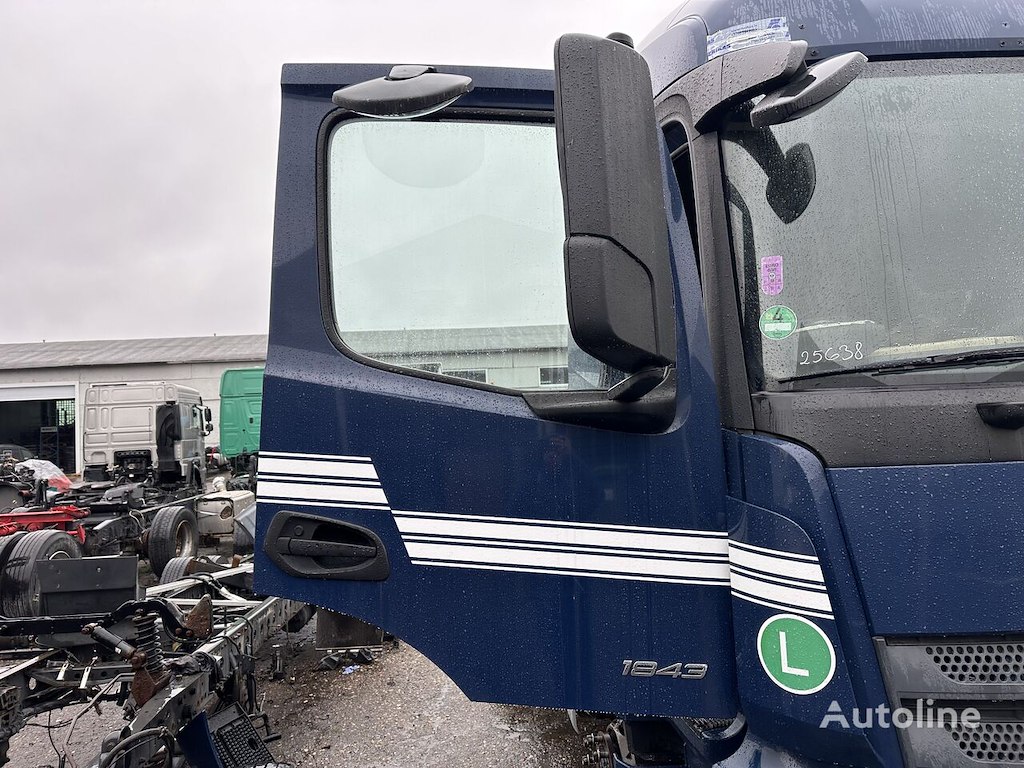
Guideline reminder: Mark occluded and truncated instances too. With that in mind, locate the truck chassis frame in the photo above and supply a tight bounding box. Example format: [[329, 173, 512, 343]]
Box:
[[0, 559, 306, 768]]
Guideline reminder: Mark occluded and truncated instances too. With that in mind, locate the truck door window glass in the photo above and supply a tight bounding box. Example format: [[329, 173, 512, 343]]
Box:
[[325, 118, 615, 392], [721, 58, 1024, 386], [663, 121, 700, 260], [441, 368, 487, 383], [539, 365, 569, 386]]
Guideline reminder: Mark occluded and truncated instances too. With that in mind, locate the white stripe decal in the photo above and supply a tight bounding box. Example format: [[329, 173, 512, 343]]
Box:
[[258, 473, 383, 487], [258, 498, 389, 511], [729, 572, 833, 614], [727, 541, 834, 620], [260, 451, 373, 463], [404, 541, 730, 583], [404, 534, 727, 561], [255, 453, 834, 608], [394, 509, 727, 539], [728, 544, 825, 584], [258, 456, 379, 481], [729, 539, 819, 562], [729, 564, 828, 592], [259, 480, 388, 506], [394, 514, 728, 557], [730, 590, 835, 621], [411, 559, 729, 586]]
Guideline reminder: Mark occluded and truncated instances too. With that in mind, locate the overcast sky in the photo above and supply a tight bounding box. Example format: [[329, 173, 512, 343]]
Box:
[[0, 1, 674, 344]]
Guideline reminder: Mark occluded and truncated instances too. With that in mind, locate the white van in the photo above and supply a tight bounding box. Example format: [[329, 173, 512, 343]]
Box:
[[82, 382, 211, 487]]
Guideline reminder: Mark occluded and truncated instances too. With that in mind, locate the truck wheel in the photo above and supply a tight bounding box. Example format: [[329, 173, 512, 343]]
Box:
[[0, 531, 27, 575], [158, 556, 204, 598], [232, 517, 255, 556], [148, 506, 198, 578], [1, 530, 83, 617]]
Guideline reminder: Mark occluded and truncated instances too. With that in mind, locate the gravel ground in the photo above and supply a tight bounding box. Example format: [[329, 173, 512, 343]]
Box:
[[9, 615, 592, 768], [260, 618, 590, 768]]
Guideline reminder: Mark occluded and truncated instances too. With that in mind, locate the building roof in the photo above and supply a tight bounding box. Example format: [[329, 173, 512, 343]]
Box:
[[0, 335, 268, 371]]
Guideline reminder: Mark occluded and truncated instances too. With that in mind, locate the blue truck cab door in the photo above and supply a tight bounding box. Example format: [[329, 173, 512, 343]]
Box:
[[256, 38, 738, 719]]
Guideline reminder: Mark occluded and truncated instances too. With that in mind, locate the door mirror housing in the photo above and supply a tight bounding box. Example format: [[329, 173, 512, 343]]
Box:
[[554, 33, 676, 375], [751, 52, 868, 128], [333, 65, 474, 119]]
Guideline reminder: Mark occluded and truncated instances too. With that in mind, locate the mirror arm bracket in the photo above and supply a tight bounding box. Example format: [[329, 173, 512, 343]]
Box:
[[607, 366, 670, 403], [523, 370, 677, 434]]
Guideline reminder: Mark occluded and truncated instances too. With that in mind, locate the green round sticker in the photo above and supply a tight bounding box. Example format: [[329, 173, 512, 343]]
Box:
[[759, 305, 798, 340], [757, 614, 836, 695]]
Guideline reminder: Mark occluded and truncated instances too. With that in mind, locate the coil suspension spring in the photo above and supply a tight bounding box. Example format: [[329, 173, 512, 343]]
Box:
[[133, 612, 164, 674]]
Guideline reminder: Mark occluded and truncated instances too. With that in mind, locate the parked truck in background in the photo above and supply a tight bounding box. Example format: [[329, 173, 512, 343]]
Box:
[[83, 381, 211, 489], [256, 1, 1024, 766], [218, 367, 263, 473]]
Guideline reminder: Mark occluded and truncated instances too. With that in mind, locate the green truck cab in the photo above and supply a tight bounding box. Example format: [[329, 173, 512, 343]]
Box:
[[218, 368, 263, 471]]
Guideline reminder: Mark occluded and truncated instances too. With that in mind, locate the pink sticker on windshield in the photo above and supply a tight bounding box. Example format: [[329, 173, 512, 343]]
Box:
[[760, 255, 784, 296]]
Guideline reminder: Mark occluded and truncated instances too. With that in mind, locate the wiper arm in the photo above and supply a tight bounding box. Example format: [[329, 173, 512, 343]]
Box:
[[776, 368, 890, 387], [778, 347, 1024, 385], [923, 346, 1024, 367]]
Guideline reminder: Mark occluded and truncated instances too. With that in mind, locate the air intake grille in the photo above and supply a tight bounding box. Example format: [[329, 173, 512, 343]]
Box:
[[949, 722, 1024, 764], [928, 644, 1024, 684]]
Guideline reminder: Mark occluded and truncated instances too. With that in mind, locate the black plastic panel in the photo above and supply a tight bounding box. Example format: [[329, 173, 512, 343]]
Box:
[[555, 33, 676, 371], [877, 636, 1024, 768], [753, 382, 1024, 467]]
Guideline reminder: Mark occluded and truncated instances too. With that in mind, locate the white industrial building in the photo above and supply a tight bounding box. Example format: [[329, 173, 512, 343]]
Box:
[[0, 335, 267, 474]]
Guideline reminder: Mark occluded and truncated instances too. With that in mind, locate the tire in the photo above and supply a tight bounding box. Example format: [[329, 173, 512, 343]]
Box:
[[158, 555, 204, 598], [148, 505, 198, 578], [232, 517, 255, 556], [1, 530, 83, 617], [0, 531, 27, 574]]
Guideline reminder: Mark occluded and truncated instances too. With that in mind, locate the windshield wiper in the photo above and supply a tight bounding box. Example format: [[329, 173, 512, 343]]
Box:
[[778, 346, 1024, 385], [922, 346, 1024, 367]]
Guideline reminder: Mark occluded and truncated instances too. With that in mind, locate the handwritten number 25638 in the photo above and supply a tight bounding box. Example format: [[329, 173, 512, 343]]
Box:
[[799, 343, 864, 366]]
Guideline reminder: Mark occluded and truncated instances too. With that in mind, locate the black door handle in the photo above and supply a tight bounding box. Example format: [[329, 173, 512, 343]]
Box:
[[264, 511, 390, 581], [977, 402, 1024, 430], [276, 537, 377, 560]]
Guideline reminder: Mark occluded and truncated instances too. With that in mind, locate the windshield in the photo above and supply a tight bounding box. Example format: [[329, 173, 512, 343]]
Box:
[[721, 57, 1024, 385]]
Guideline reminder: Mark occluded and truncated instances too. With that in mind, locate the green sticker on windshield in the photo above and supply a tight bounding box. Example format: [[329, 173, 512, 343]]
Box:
[[759, 305, 798, 340]]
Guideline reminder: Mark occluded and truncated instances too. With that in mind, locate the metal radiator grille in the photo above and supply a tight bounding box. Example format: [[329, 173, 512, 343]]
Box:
[[928, 643, 1024, 684], [948, 722, 1024, 764]]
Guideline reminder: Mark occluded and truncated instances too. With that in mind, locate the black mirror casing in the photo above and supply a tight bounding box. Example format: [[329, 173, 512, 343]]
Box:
[[751, 52, 868, 128], [333, 65, 473, 119], [554, 33, 676, 374], [678, 41, 808, 133]]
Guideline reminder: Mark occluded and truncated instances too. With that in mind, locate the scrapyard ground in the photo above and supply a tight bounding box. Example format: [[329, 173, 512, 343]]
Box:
[[11, 616, 590, 767]]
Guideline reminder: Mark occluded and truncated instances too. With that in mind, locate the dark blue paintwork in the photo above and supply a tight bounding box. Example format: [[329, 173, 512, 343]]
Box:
[[260, 4, 1024, 764], [257, 65, 738, 718], [722, 433, 903, 768], [640, 0, 1024, 94], [829, 463, 1024, 635]]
